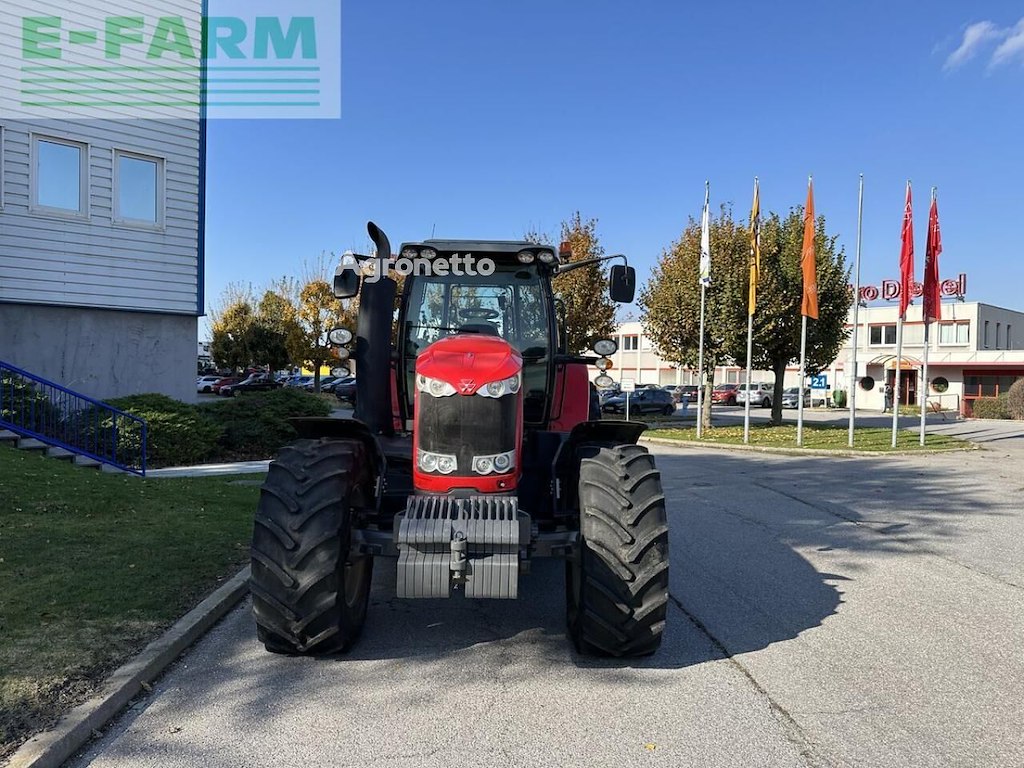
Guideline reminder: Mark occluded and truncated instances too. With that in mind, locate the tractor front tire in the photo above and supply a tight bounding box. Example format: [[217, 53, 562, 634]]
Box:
[[250, 438, 374, 655], [567, 443, 669, 657]]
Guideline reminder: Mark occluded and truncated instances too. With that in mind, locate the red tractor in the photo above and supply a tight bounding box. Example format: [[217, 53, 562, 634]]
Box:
[[250, 223, 669, 657]]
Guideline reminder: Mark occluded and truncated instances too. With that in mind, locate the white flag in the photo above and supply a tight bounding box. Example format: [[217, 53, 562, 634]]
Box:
[[699, 182, 711, 287]]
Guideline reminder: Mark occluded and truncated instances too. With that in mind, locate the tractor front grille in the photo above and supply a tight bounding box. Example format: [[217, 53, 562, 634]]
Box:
[[417, 391, 517, 472]]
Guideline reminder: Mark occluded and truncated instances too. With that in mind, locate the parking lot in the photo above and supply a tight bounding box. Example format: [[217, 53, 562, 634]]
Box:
[[69, 427, 1024, 768]]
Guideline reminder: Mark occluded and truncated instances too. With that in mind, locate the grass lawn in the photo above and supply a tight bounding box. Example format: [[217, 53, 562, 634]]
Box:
[[647, 423, 966, 451], [0, 445, 261, 761]]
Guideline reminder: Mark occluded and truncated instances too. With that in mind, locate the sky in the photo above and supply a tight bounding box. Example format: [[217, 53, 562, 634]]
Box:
[[201, 1, 1024, 337]]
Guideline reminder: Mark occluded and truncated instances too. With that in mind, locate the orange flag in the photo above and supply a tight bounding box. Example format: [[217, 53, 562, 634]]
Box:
[[801, 178, 819, 319]]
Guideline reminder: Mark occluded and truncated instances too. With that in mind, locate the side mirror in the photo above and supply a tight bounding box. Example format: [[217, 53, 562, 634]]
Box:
[[609, 265, 636, 303], [333, 263, 361, 299]]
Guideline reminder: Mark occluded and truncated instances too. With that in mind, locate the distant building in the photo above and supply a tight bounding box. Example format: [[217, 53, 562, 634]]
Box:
[[601, 301, 1024, 416]]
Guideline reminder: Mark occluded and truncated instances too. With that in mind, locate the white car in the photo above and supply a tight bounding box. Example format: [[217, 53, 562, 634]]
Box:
[[735, 382, 773, 407], [197, 375, 221, 393]]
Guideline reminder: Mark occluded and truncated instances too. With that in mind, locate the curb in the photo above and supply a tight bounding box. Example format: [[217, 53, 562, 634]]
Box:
[[639, 436, 979, 458], [8, 567, 251, 768]]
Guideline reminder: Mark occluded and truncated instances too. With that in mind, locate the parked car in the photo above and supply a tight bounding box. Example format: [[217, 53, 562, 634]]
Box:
[[285, 375, 314, 388], [196, 375, 221, 393], [601, 387, 676, 416], [220, 373, 279, 397], [303, 375, 338, 392], [333, 377, 357, 404], [736, 382, 773, 408], [711, 383, 739, 405], [673, 384, 699, 404], [781, 387, 811, 409], [211, 376, 242, 395]]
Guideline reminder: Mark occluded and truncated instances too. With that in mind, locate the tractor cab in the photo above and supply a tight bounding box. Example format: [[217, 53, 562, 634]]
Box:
[[250, 223, 669, 659]]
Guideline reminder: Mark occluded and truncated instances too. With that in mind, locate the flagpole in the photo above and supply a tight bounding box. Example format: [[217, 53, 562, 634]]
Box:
[[919, 186, 938, 447], [697, 180, 710, 439], [697, 283, 707, 438], [797, 314, 808, 446], [744, 312, 753, 443], [920, 321, 930, 446], [848, 174, 864, 447], [891, 315, 904, 448], [744, 176, 759, 445]]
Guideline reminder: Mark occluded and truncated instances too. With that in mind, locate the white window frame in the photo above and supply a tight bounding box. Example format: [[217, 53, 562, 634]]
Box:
[[30, 133, 90, 219], [113, 148, 166, 229], [937, 321, 970, 346], [868, 323, 897, 346]]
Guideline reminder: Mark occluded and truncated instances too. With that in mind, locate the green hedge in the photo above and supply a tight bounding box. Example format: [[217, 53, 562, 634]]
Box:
[[199, 388, 331, 461], [971, 395, 1010, 420], [104, 394, 222, 467]]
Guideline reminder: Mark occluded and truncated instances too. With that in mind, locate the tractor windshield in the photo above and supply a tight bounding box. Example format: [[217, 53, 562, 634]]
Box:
[[401, 265, 554, 423]]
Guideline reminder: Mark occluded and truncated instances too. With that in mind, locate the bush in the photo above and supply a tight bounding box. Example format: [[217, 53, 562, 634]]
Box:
[[200, 388, 331, 461], [0, 371, 64, 438], [832, 389, 847, 408], [1006, 379, 1024, 420], [970, 396, 1010, 420], [104, 394, 222, 468]]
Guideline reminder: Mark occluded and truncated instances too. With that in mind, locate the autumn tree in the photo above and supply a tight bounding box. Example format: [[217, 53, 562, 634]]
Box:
[[639, 207, 750, 430], [526, 212, 617, 354], [286, 278, 348, 392], [209, 283, 257, 372], [727, 208, 852, 425]]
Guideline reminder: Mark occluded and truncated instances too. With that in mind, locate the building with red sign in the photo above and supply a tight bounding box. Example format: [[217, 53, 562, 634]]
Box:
[[600, 298, 1024, 417]]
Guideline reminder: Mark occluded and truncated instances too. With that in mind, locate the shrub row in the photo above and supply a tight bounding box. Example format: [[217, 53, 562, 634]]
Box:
[[970, 395, 1010, 420], [105, 388, 331, 467]]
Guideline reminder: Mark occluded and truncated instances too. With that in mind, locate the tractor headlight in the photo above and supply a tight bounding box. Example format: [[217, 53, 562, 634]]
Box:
[[420, 247, 438, 259], [400, 247, 419, 259], [537, 250, 556, 264], [475, 373, 522, 399], [472, 450, 516, 475], [418, 449, 457, 474], [416, 374, 457, 397], [517, 250, 535, 264]]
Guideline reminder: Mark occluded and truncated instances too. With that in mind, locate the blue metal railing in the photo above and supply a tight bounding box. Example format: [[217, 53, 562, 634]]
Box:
[[0, 360, 147, 476]]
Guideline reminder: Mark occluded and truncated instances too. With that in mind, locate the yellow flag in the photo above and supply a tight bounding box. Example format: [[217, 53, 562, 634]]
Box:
[[748, 178, 761, 315]]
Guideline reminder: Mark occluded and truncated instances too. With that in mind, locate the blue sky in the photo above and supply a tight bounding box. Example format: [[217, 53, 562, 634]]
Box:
[[201, 1, 1024, 334]]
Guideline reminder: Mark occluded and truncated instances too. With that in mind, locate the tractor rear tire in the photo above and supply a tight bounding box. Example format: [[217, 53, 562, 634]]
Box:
[[250, 438, 374, 655], [567, 443, 669, 657]]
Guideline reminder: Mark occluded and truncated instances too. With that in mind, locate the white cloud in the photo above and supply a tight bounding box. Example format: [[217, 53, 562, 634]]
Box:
[[990, 18, 1024, 68], [943, 21, 1001, 70]]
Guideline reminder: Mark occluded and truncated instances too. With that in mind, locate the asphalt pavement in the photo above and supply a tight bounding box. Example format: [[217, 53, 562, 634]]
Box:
[[68, 428, 1024, 768]]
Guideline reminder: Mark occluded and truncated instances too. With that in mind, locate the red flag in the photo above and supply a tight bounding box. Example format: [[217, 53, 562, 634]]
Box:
[[898, 182, 914, 320], [923, 194, 942, 322]]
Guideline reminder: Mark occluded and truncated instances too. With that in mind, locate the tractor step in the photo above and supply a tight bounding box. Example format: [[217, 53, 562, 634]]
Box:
[[395, 496, 529, 599]]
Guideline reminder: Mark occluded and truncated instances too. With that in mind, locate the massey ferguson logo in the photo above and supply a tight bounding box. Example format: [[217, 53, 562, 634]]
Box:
[[459, 379, 475, 394]]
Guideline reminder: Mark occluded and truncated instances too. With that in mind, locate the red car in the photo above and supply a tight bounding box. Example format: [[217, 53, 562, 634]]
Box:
[[711, 383, 739, 405], [211, 376, 242, 395]]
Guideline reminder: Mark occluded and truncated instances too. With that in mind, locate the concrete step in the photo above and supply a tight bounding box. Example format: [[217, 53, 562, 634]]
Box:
[[73, 455, 102, 469], [16, 437, 48, 451], [0, 429, 20, 443], [46, 446, 76, 461], [100, 463, 127, 474]]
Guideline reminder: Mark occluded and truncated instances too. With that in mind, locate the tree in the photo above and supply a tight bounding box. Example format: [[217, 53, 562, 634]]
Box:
[[286, 278, 348, 392], [527, 212, 617, 354], [728, 208, 852, 425], [638, 207, 750, 430], [209, 283, 257, 372]]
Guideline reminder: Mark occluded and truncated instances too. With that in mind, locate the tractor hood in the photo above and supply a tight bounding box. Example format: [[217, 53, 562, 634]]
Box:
[[417, 335, 522, 395]]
